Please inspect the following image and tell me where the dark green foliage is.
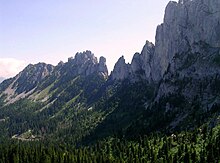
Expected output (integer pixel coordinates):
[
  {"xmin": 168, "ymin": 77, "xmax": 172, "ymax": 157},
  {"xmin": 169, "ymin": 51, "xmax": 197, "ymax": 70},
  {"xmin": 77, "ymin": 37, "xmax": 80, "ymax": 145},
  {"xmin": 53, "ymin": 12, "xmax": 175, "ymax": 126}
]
[
  {"xmin": 82, "ymin": 80, "xmax": 156, "ymax": 143},
  {"xmin": 213, "ymin": 54, "xmax": 220, "ymax": 66},
  {"xmin": 0, "ymin": 123, "xmax": 220, "ymax": 163},
  {"xmin": 0, "ymin": 99, "xmax": 44, "ymax": 137},
  {"xmin": 0, "ymin": 73, "xmax": 109, "ymax": 144}
]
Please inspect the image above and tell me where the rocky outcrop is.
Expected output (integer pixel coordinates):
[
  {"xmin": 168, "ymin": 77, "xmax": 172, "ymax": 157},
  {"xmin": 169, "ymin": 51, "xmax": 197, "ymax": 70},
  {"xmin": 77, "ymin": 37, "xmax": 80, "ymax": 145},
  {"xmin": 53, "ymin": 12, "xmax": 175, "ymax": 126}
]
[
  {"xmin": 66, "ymin": 51, "xmax": 98, "ymax": 76},
  {"xmin": 74, "ymin": 50, "xmax": 98, "ymax": 65},
  {"xmin": 148, "ymin": 0, "xmax": 220, "ymax": 106},
  {"xmin": 111, "ymin": 0, "xmax": 220, "ymax": 83},
  {"xmin": 111, "ymin": 56, "xmax": 130, "ymax": 81},
  {"xmin": 65, "ymin": 50, "xmax": 108, "ymax": 78},
  {"xmin": 131, "ymin": 41, "xmax": 155, "ymax": 80},
  {"xmin": 152, "ymin": 0, "xmax": 220, "ymax": 81},
  {"xmin": 155, "ymin": 41, "xmax": 220, "ymax": 108},
  {"xmin": 98, "ymin": 56, "xmax": 108, "ymax": 79},
  {"xmin": 12, "ymin": 63, "xmax": 54, "ymax": 94},
  {"xmin": 146, "ymin": 0, "xmax": 220, "ymax": 122},
  {"xmin": 111, "ymin": 41, "xmax": 155, "ymax": 81},
  {"xmin": 109, "ymin": 0, "xmax": 220, "ymax": 115}
]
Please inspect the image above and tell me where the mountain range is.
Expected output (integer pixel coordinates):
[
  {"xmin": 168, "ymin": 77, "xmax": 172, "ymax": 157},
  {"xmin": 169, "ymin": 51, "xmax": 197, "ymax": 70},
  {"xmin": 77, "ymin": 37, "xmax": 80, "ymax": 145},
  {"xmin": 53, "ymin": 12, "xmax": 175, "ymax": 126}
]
[{"xmin": 0, "ymin": 0, "xmax": 220, "ymax": 147}]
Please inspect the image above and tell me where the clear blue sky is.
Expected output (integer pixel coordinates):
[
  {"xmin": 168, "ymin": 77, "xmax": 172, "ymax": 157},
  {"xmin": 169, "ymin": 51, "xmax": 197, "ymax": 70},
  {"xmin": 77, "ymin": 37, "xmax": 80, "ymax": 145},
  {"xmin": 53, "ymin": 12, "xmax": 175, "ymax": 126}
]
[{"xmin": 0, "ymin": 0, "xmax": 172, "ymax": 78}]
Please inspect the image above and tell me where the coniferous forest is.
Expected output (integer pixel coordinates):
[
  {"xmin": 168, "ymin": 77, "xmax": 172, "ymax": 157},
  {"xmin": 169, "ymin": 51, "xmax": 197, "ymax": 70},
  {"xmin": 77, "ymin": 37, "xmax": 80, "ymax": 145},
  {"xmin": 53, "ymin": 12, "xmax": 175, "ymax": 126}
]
[{"xmin": 1, "ymin": 124, "xmax": 220, "ymax": 163}]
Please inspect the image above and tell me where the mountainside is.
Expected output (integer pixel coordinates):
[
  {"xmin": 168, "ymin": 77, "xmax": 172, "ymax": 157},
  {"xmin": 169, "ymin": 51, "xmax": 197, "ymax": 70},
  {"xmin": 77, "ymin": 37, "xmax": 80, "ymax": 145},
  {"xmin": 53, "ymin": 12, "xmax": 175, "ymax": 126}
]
[
  {"xmin": 0, "ymin": 51, "xmax": 110, "ymax": 143},
  {"xmin": 152, "ymin": 0, "xmax": 220, "ymax": 81},
  {"xmin": 107, "ymin": 0, "xmax": 220, "ymax": 135},
  {"xmin": 111, "ymin": 0, "xmax": 220, "ymax": 82},
  {"xmin": 149, "ymin": 0, "xmax": 220, "ymax": 131},
  {"xmin": 0, "ymin": 0, "xmax": 220, "ymax": 149},
  {"xmin": 0, "ymin": 63, "xmax": 54, "ymax": 104}
]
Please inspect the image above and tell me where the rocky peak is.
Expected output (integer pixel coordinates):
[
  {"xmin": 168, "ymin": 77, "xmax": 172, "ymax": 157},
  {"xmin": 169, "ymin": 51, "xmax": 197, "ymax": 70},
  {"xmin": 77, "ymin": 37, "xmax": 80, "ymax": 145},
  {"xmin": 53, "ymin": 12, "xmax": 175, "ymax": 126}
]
[
  {"xmin": 61, "ymin": 51, "xmax": 108, "ymax": 78},
  {"xmin": 151, "ymin": 0, "xmax": 220, "ymax": 81},
  {"xmin": 111, "ymin": 41, "xmax": 155, "ymax": 82},
  {"xmin": 130, "ymin": 53, "xmax": 142, "ymax": 73},
  {"xmin": 130, "ymin": 41, "xmax": 154, "ymax": 79},
  {"xmin": 21, "ymin": 63, "xmax": 54, "ymax": 79},
  {"xmin": 12, "ymin": 63, "xmax": 54, "ymax": 94},
  {"xmin": 98, "ymin": 56, "xmax": 108, "ymax": 79},
  {"xmin": 111, "ymin": 56, "xmax": 130, "ymax": 81},
  {"xmin": 107, "ymin": 0, "xmax": 220, "ymax": 83},
  {"xmin": 57, "ymin": 61, "xmax": 64, "ymax": 67},
  {"xmin": 133, "ymin": 41, "xmax": 154, "ymax": 79},
  {"xmin": 0, "ymin": 62, "xmax": 54, "ymax": 104},
  {"xmin": 74, "ymin": 50, "xmax": 98, "ymax": 65}
]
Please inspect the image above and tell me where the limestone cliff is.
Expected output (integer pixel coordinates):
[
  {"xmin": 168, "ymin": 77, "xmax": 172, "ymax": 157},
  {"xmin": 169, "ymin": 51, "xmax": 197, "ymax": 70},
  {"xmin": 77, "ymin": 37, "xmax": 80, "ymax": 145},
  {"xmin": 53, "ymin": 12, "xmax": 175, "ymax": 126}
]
[
  {"xmin": 152, "ymin": 0, "xmax": 220, "ymax": 81},
  {"xmin": 111, "ymin": 56, "xmax": 130, "ymax": 81},
  {"xmin": 111, "ymin": 0, "xmax": 220, "ymax": 82},
  {"xmin": 66, "ymin": 50, "xmax": 108, "ymax": 77},
  {"xmin": 111, "ymin": 41, "xmax": 155, "ymax": 81}
]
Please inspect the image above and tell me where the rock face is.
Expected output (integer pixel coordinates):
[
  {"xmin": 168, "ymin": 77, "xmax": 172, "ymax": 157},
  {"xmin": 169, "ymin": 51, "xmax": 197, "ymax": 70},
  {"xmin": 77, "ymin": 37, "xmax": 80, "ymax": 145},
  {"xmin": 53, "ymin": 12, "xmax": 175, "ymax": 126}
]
[
  {"xmin": 111, "ymin": 0, "xmax": 220, "ymax": 82},
  {"xmin": 146, "ymin": 0, "xmax": 220, "ymax": 129},
  {"xmin": 152, "ymin": 0, "xmax": 220, "ymax": 81},
  {"xmin": 65, "ymin": 50, "xmax": 108, "ymax": 78},
  {"xmin": 111, "ymin": 41, "xmax": 155, "ymax": 81},
  {"xmin": 11, "ymin": 63, "xmax": 54, "ymax": 94},
  {"xmin": 98, "ymin": 56, "xmax": 108, "ymax": 79},
  {"xmin": 109, "ymin": 0, "xmax": 220, "ymax": 123},
  {"xmin": 0, "ymin": 63, "xmax": 54, "ymax": 103},
  {"xmin": 111, "ymin": 56, "xmax": 130, "ymax": 81},
  {"xmin": 131, "ymin": 41, "xmax": 155, "ymax": 80},
  {"xmin": 67, "ymin": 50, "xmax": 98, "ymax": 76}
]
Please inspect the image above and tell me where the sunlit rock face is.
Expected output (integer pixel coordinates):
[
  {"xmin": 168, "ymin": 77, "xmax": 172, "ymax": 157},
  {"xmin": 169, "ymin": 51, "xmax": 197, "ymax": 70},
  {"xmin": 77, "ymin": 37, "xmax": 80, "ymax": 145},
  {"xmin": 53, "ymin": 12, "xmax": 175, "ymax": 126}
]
[
  {"xmin": 112, "ymin": 0, "xmax": 220, "ymax": 82},
  {"xmin": 67, "ymin": 50, "xmax": 108, "ymax": 78},
  {"xmin": 152, "ymin": 0, "xmax": 220, "ymax": 111},
  {"xmin": 111, "ymin": 56, "xmax": 130, "ymax": 81},
  {"xmin": 152, "ymin": 0, "xmax": 220, "ymax": 81},
  {"xmin": 111, "ymin": 41, "xmax": 155, "ymax": 82},
  {"xmin": 131, "ymin": 41, "xmax": 155, "ymax": 81},
  {"xmin": 98, "ymin": 56, "xmax": 108, "ymax": 79}
]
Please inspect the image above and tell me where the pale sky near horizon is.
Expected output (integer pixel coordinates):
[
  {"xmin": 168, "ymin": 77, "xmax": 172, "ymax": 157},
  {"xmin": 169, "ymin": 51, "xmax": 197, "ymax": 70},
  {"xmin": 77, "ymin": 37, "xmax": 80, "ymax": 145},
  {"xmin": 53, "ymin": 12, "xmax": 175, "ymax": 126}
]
[{"xmin": 0, "ymin": 0, "xmax": 173, "ymax": 78}]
